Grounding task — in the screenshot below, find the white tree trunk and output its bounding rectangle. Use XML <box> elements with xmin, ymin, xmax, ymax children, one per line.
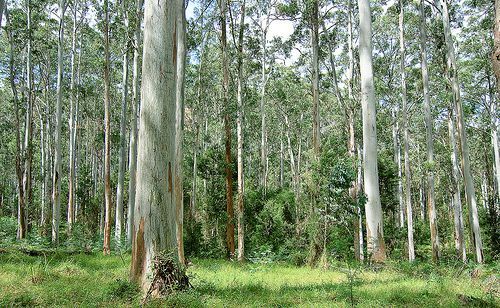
<box><xmin>130</xmin><ymin>0</ymin><xmax>178</xmax><ymax>292</ymax></box>
<box><xmin>175</xmin><ymin>0</ymin><xmax>186</xmax><ymax>265</ymax></box>
<box><xmin>441</xmin><ymin>0</ymin><xmax>483</xmax><ymax>263</ymax></box>
<box><xmin>448</xmin><ymin>109</ymin><xmax>466</xmax><ymax>261</ymax></box>
<box><xmin>400</xmin><ymin>1</ymin><xmax>414</xmax><ymax>262</ymax></box>
<box><xmin>311</xmin><ymin>0</ymin><xmax>320</xmax><ymax>156</ymax></box>
<box><xmin>358</xmin><ymin>0</ymin><xmax>385</xmax><ymax>262</ymax></box>
<box><xmin>126</xmin><ymin>0</ymin><xmax>143</xmax><ymax>246</ymax></box>
<box><xmin>52</xmin><ymin>0</ymin><xmax>65</xmax><ymax>244</ymax></box>
<box><xmin>116</xmin><ymin>2</ymin><xmax>130</xmax><ymax>244</ymax></box>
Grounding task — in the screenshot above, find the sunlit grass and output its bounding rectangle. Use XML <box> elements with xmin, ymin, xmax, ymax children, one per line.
<box><xmin>0</xmin><ymin>251</ymin><xmax>497</xmax><ymax>307</ymax></box>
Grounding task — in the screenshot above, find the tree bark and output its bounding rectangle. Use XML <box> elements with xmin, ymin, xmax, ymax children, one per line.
<box><xmin>103</xmin><ymin>0</ymin><xmax>112</xmax><ymax>255</ymax></box>
<box><xmin>219</xmin><ymin>0</ymin><xmax>235</xmax><ymax>259</ymax></box>
<box><xmin>236</xmin><ymin>0</ymin><xmax>246</xmax><ymax>263</ymax></box>
<box><xmin>448</xmin><ymin>108</ymin><xmax>466</xmax><ymax>261</ymax></box>
<box><xmin>116</xmin><ymin>0</ymin><xmax>130</xmax><ymax>244</ymax></box>
<box><xmin>52</xmin><ymin>0</ymin><xmax>65</xmax><ymax>244</ymax></box>
<box><xmin>441</xmin><ymin>0</ymin><xmax>483</xmax><ymax>263</ymax></box>
<box><xmin>175</xmin><ymin>0</ymin><xmax>187</xmax><ymax>265</ymax></box>
<box><xmin>492</xmin><ymin>0</ymin><xmax>500</xmax><ymax>206</ymax></box>
<box><xmin>311</xmin><ymin>0</ymin><xmax>320</xmax><ymax>157</ymax></box>
<box><xmin>400</xmin><ymin>0</ymin><xmax>414</xmax><ymax>262</ymax></box>
<box><xmin>129</xmin><ymin>0</ymin><xmax>178</xmax><ymax>292</ymax></box>
<box><xmin>126</xmin><ymin>0</ymin><xmax>143</xmax><ymax>246</ymax></box>
<box><xmin>358</xmin><ymin>0</ymin><xmax>386</xmax><ymax>262</ymax></box>
<box><xmin>67</xmin><ymin>3</ymin><xmax>78</xmax><ymax>235</ymax></box>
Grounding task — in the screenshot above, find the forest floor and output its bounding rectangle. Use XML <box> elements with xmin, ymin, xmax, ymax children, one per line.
<box><xmin>0</xmin><ymin>249</ymin><xmax>498</xmax><ymax>307</ymax></box>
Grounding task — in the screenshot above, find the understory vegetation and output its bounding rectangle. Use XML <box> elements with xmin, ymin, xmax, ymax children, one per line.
<box><xmin>0</xmin><ymin>249</ymin><xmax>498</xmax><ymax>307</ymax></box>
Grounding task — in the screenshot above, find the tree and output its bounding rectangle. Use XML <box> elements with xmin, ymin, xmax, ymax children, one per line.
<box><xmin>52</xmin><ymin>0</ymin><xmax>66</xmax><ymax>244</ymax></box>
<box><xmin>126</xmin><ymin>0</ymin><xmax>144</xmax><ymax>246</ymax></box>
<box><xmin>399</xmin><ymin>0</ymin><xmax>414</xmax><ymax>262</ymax></box>
<box><xmin>358</xmin><ymin>0</ymin><xmax>386</xmax><ymax>262</ymax></box>
<box><xmin>115</xmin><ymin>0</ymin><xmax>130</xmax><ymax>244</ymax></box>
<box><xmin>219</xmin><ymin>0</ymin><xmax>235</xmax><ymax>259</ymax></box>
<box><xmin>102</xmin><ymin>0</ymin><xmax>112</xmax><ymax>255</ymax></box>
<box><xmin>420</xmin><ymin>0</ymin><xmax>438</xmax><ymax>262</ymax></box>
<box><xmin>440</xmin><ymin>0</ymin><xmax>483</xmax><ymax>263</ymax></box>
<box><xmin>130</xmin><ymin>0</ymin><xmax>178</xmax><ymax>291</ymax></box>
<box><xmin>175</xmin><ymin>0</ymin><xmax>187</xmax><ymax>265</ymax></box>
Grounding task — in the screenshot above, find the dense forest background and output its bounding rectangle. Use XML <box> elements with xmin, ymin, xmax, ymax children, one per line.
<box><xmin>0</xmin><ymin>0</ymin><xmax>498</xmax><ymax>269</ymax></box>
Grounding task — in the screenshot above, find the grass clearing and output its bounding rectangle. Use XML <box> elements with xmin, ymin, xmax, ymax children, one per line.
<box><xmin>0</xmin><ymin>251</ymin><xmax>497</xmax><ymax>307</ymax></box>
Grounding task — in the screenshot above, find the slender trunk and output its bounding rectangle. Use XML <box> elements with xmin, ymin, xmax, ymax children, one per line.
<box><xmin>103</xmin><ymin>0</ymin><xmax>112</xmax><ymax>255</ymax></box>
<box><xmin>52</xmin><ymin>0</ymin><xmax>65</xmax><ymax>244</ymax></box>
<box><xmin>441</xmin><ymin>0</ymin><xmax>483</xmax><ymax>263</ymax></box>
<box><xmin>6</xmin><ymin>7</ymin><xmax>26</xmax><ymax>240</ymax></box>
<box><xmin>490</xmin><ymin>0</ymin><xmax>500</xmax><ymax>204</ymax></box>
<box><xmin>0</xmin><ymin>0</ymin><xmax>4</xmax><ymax>26</ymax></box>
<box><xmin>129</xmin><ymin>0</ymin><xmax>178</xmax><ymax>291</ymax></box>
<box><xmin>236</xmin><ymin>0</ymin><xmax>246</xmax><ymax>262</ymax></box>
<box><xmin>358</xmin><ymin>0</ymin><xmax>386</xmax><ymax>262</ymax></box>
<box><xmin>67</xmin><ymin>4</ymin><xmax>78</xmax><ymax>235</ymax></box>
<box><xmin>280</xmin><ymin>128</ymin><xmax>284</xmax><ymax>188</ymax></box>
<box><xmin>260</xmin><ymin>29</ymin><xmax>267</xmax><ymax>190</ymax></box>
<box><xmin>220</xmin><ymin>0</ymin><xmax>235</xmax><ymax>259</ymax></box>
<box><xmin>400</xmin><ymin>0</ymin><xmax>414</xmax><ymax>262</ymax></box>
<box><xmin>175</xmin><ymin>0</ymin><xmax>186</xmax><ymax>265</ymax></box>
<box><xmin>126</xmin><ymin>0</ymin><xmax>143</xmax><ymax>246</ymax></box>
<box><xmin>311</xmin><ymin>0</ymin><xmax>320</xmax><ymax>156</ymax></box>
<box><xmin>448</xmin><ymin>109</ymin><xmax>466</xmax><ymax>261</ymax></box>
<box><xmin>116</xmin><ymin>2</ymin><xmax>130</xmax><ymax>244</ymax></box>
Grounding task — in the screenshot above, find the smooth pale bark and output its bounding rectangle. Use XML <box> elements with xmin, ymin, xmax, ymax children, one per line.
<box><xmin>52</xmin><ymin>0</ymin><xmax>65</xmax><ymax>244</ymax></box>
<box><xmin>392</xmin><ymin>107</ymin><xmax>404</xmax><ymax>227</ymax></box>
<box><xmin>260</xmin><ymin>26</ymin><xmax>268</xmax><ymax>190</ymax></box>
<box><xmin>6</xmin><ymin>7</ymin><xmax>26</xmax><ymax>240</ymax></box>
<box><xmin>448</xmin><ymin>109</ymin><xmax>466</xmax><ymax>261</ymax></box>
<box><xmin>399</xmin><ymin>0</ymin><xmax>414</xmax><ymax>262</ymax></box>
<box><xmin>441</xmin><ymin>0</ymin><xmax>483</xmax><ymax>263</ymax></box>
<box><xmin>129</xmin><ymin>0</ymin><xmax>177</xmax><ymax>292</ymax></box>
<box><xmin>358</xmin><ymin>0</ymin><xmax>386</xmax><ymax>262</ymax></box>
<box><xmin>116</xmin><ymin>1</ymin><xmax>130</xmax><ymax>244</ymax></box>
<box><xmin>420</xmin><ymin>0</ymin><xmax>439</xmax><ymax>262</ymax></box>
<box><xmin>219</xmin><ymin>0</ymin><xmax>235</xmax><ymax>258</ymax></box>
<box><xmin>103</xmin><ymin>0</ymin><xmax>112</xmax><ymax>255</ymax></box>
<box><xmin>235</xmin><ymin>0</ymin><xmax>246</xmax><ymax>263</ymax></box>
<box><xmin>175</xmin><ymin>0</ymin><xmax>186</xmax><ymax>265</ymax></box>
<box><xmin>492</xmin><ymin>0</ymin><xmax>500</xmax><ymax>203</ymax></box>
<box><xmin>311</xmin><ymin>0</ymin><xmax>320</xmax><ymax>157</ymax></box>
<box><xmin>126</xmin><ymin>0</ymin><xmax>143</xmax><ymax>246</ymax></box>
<box><xmin>67</xmin><ymin>4</ymin><xmax>78</xmax><ymax>235</ymax></box>
<box><xmin>21</xmin><ymin>0</ymin><xmax>35</xmax><ymax>240</ymax></box>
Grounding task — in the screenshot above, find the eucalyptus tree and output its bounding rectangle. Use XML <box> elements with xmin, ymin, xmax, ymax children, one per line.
<box><xmin>129</xmin><ymin>0</ymin><xmax>178</xmax><ymax>291</ymax></box>
<box><xmin>358</xmin><ymin>0</ymin><xmax>385</xmax><ymax>262</ymax></box>
<box><xmin>52</xmin><ymin>0</ymin><xmax>66</xmax><ymax>244</ymax></box>
<box><xmin>102</xmin><ymin>0</ymin><xmax>112</xmax><ymax>255</ymax></box>
<box><xmin>440</xmin><ymin>0</ymin><xmax>483</xmax><ymax>263</ymax></box>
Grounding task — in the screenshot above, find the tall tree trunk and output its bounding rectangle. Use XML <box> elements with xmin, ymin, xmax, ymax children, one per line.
<box><xmin>420</xmin><ymin>0</ymin><xmax>439</xmax><ymax>262</ymax></box>
<box><xmin>67</xmin><ymin>3</ymin><xmax>78</xmax><ymax>235</ymax></box>
<box><xmin>6</xmin><ymin>6</ymin><xmax>26</xmax><ymax>240</ymax></box>
<box><xmin>400</xmin><ymin>0</ymin><xmax>414</xmax><ymax>262</ymax></box>
<box><xmin>126</xmin><ymin>0</ymin><xmax>143</xmax><ymax>246</ymax></box>
<box><xmin>116</xmin><ymin>1</ymin><xmax>130</xmax><ymax>244</ymax></box>
<box><xmin>260</xmin><ymin>29</ymin><xmax>268</xmax><ymax>190</ymax></box>
<box><xmin>393</xmin><ymin>107</ymin><xmax>404</xmax><ymax>227</ymax></box>
<box><xmin>175</xmin><ymin>0</ymin><xmax>186</xmax><ymax>265</ymax></box>
<box><xmin>441</xmin><ymin>0</ymin><xmax>483</xmax><ymax>263</ymax></box>
<box><xmin>102</xmin><ymin>0</ymin><xmax>112</xmax><ymax>255</ymax></box>
<box><xmin>22</xmin><ymin>0</ymin><xmax>35</xmax><ymax>239</ymax></box>
<box><xmin>358</xmin><ymin>0</ymin><xmax>385</xmax><ymax>262</ymax></box>
<box><xmin>52</xmin><ymin>0</ymin><xmax>65</xmax><ymax>244</ymax></box>
<box><xmin>311</xmin><ymin>0</ymin><xmax>320</xmax><ymax>157</ymax></box>
<box><xmin>236</xmin><ymin>0</ymin><xmax>246</xmax><ymax>263</ymax></box>
<box><xmin>492</xmin><ymin>0</ymin><xmax>500</xmax><ymax>206</ymax></box>
<box><xmin>448</xmin><ymin>108</ymin><xmax>466</xmax><ymax>261</ymax></box>
<box><xmin>129</xmin><ymin>0</ymin><xmax>178</xmax><ymax>291</ymax></box>
<box><xmin>220</xmin><ymin>0</ymin><xmax>235</xmax><ymax>259</ymax></box>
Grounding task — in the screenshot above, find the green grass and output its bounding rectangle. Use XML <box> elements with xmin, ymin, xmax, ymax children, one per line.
<box><xmin>0</xmin><ymin>251</ymin><xmax>498</xmax><ymax>307</ymax></box>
